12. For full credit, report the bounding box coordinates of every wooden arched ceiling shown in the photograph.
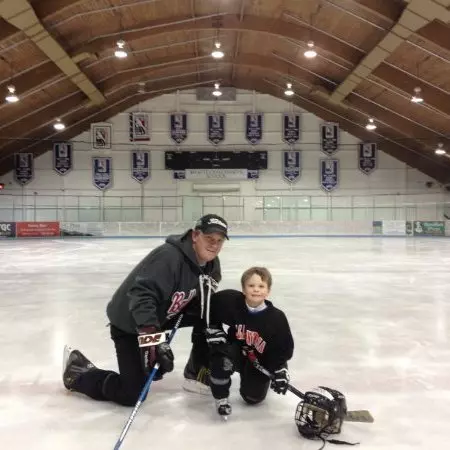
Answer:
[0,0,450,183]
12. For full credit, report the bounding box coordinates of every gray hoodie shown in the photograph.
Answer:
[106,230,222,334]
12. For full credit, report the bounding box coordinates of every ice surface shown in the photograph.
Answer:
[1,236,449,449]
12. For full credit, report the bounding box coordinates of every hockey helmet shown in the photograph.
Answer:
[295,386,347,439]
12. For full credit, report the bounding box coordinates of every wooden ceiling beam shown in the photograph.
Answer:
[347,0,404,22]
[71,15,450,118]
[72,14,363,65]
[1,53,447,160]
[0,60,62,101]
[0,18,18,40]
[330,0,449,104]
[5,15,450,121]
[348,0,450,52]
[31,0,87,19]
[1,73,449,184]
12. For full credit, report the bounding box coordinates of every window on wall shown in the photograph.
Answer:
[263,196,313,221]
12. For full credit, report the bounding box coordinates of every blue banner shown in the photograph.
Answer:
[245,112,263,145]
[282,113,301,144]
[92,157,112,190]
[283,150,301,183]
[207,113,225,145]
[170,112,188,144]
[320,159,339,192]
[358,142,377,175]
[0,222,15,239]
[320,122,339,155]
[14,153,34,186]
[131,150,150,183]
[53,142,73,175]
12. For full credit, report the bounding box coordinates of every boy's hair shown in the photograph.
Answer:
[240,266,272,290]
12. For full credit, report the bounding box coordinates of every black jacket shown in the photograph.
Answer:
[210,289,294,372]
[106,230,221,333]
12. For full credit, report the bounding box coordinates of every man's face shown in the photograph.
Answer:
[192,230,226,264]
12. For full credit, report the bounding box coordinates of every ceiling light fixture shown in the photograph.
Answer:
[411,87,423,103]
[54,118,65,131]
[284,82,294,96]
[212,83,222,97]
[5,85,19,103]
[114,40,128,58]
[365,118,376,131]
[435,143,446,155]
[304,41,317,59]
[211,42,224,59]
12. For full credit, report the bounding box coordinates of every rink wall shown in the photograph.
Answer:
[1,220,450,238]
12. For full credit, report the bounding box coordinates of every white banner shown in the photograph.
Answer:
[184,169,249,180]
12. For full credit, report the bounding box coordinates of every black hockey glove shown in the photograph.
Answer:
[138,327,174,374]
[270,367,290,395]
[205,327,228,346]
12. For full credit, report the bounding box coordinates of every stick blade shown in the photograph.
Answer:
[344,410,374,423]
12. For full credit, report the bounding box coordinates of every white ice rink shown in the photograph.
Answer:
[1,236,450,450]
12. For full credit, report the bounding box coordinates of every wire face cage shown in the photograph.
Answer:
[295,387,347,439]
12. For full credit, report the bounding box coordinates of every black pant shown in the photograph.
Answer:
[210,343,270,405]
[74,315,208,407]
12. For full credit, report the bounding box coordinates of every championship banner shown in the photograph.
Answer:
[320,122,339,155]
[129,112,150,142]
[53,142,73,175]
[245,112,263,145]
[358,142,377,175]
[14,153,34,186]
[91,122,112,150]
[282,150,301,183]
[92,156,112,190]
[282,113,301,144]
[131,150,150,183]
[170,112,188,144]
[320,158,339,192]
[207,113,225,145]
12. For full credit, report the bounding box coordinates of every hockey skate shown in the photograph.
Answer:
[182,355,211,395]
[62,345,97,391]
[215,398,232,420]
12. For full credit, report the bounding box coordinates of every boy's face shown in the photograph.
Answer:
[242,274,270,308]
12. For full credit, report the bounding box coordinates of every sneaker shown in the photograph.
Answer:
[215,398,232,417]
[62,346,96,391]
[183,365,211,395]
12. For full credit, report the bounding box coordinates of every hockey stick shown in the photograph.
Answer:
[113,313,184,450]
[249,355,374,423]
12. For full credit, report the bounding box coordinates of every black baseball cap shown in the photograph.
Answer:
[195,214,229,239]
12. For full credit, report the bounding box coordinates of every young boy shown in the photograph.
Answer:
[205,267,294,417]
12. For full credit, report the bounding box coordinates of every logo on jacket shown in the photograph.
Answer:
[167,289,196,316]
[235,324,267,354]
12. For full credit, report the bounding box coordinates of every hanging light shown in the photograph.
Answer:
[212,83,222,97]
[114,40,128,58]
[211,42,224,59]
[304,41,317,59]
[54,118,65,131]
[365,118,376,130]
[5,85,19,103]
[411,86,423,103]
[435,143,446,155]
[284,83,294,96]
